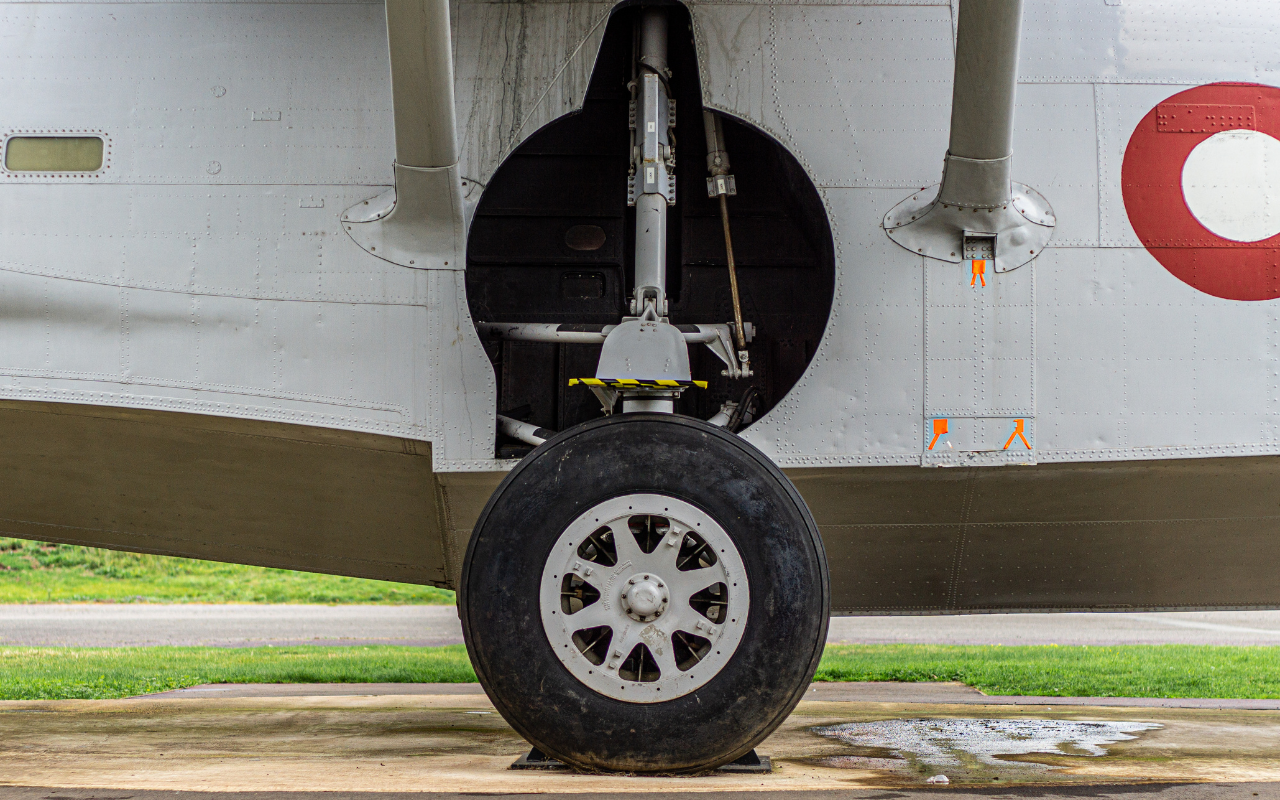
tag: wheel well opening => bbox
[466,3,835,456]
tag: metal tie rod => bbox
[477,322,720,345]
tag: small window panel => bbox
[2,130,111,178]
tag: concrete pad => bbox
[802,682,1280,710]
[5,687,1280,792]
[151,681,1280,710]
[4,788,1280,800]
[145,683,487,698]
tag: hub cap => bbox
[539,494,750,702]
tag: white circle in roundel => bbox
[1181,129,1280,243]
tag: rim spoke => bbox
[606,519,645,567]
[607,623,645,667]
[648,522,689,573]
[563,600,616,632]
[665,565,720,608]
[649,632,681,678]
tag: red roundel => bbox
[1122,82,1280,301]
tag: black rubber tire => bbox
[459,413,830,773]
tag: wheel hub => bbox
[621,574,669,621]
[539,493,750,703]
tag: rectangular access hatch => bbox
[1156,104,1256,134]
[4,136,104,172]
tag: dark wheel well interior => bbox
[465,2,835,457]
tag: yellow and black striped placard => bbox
[569,378,708,390]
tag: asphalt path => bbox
[0,604,465,647]
[5,604,1280,647]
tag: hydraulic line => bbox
[718,194,745,352]
[703,109,750,375]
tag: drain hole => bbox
[618,643,661,682]
[560,573,601,614]
[576,526,618,566]
[676,529,719,570]
[571,626,613,666]
[672,630,712,671]
[628,515,670,554]
[690,582,729,623]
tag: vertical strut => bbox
[939,0,1024,209]
[631,7,672,320]
[881,0,1055,273]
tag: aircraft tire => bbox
[459,413,829,773]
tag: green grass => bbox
[0,538,455,604]
[816,644,1280,699]
[5,644,1280,701]
[0,645,477,699]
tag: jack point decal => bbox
[1003,418,1031,451]
[970,259,987,287]
[927,418,949,451]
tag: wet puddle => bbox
[814,718,1161,781]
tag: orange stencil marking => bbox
[970,259,987,287]
[927,418,948,451]
[1003,418,1031,450]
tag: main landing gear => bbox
[460,5,829,773]
[459,414,829,772]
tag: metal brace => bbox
[588,383,619,415]
[628,156,677,206]
[703,322,754,379]
[706,174,737,198]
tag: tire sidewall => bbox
[460,414,829,772]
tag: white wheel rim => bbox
[539,493,750,703]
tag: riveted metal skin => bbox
[2,0,1280,622]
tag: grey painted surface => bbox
[690,0,1280,467]
[9,604,1280,648]
[0,0,496,469]
[0,0,1278,472]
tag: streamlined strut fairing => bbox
[2,0,1280,772]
